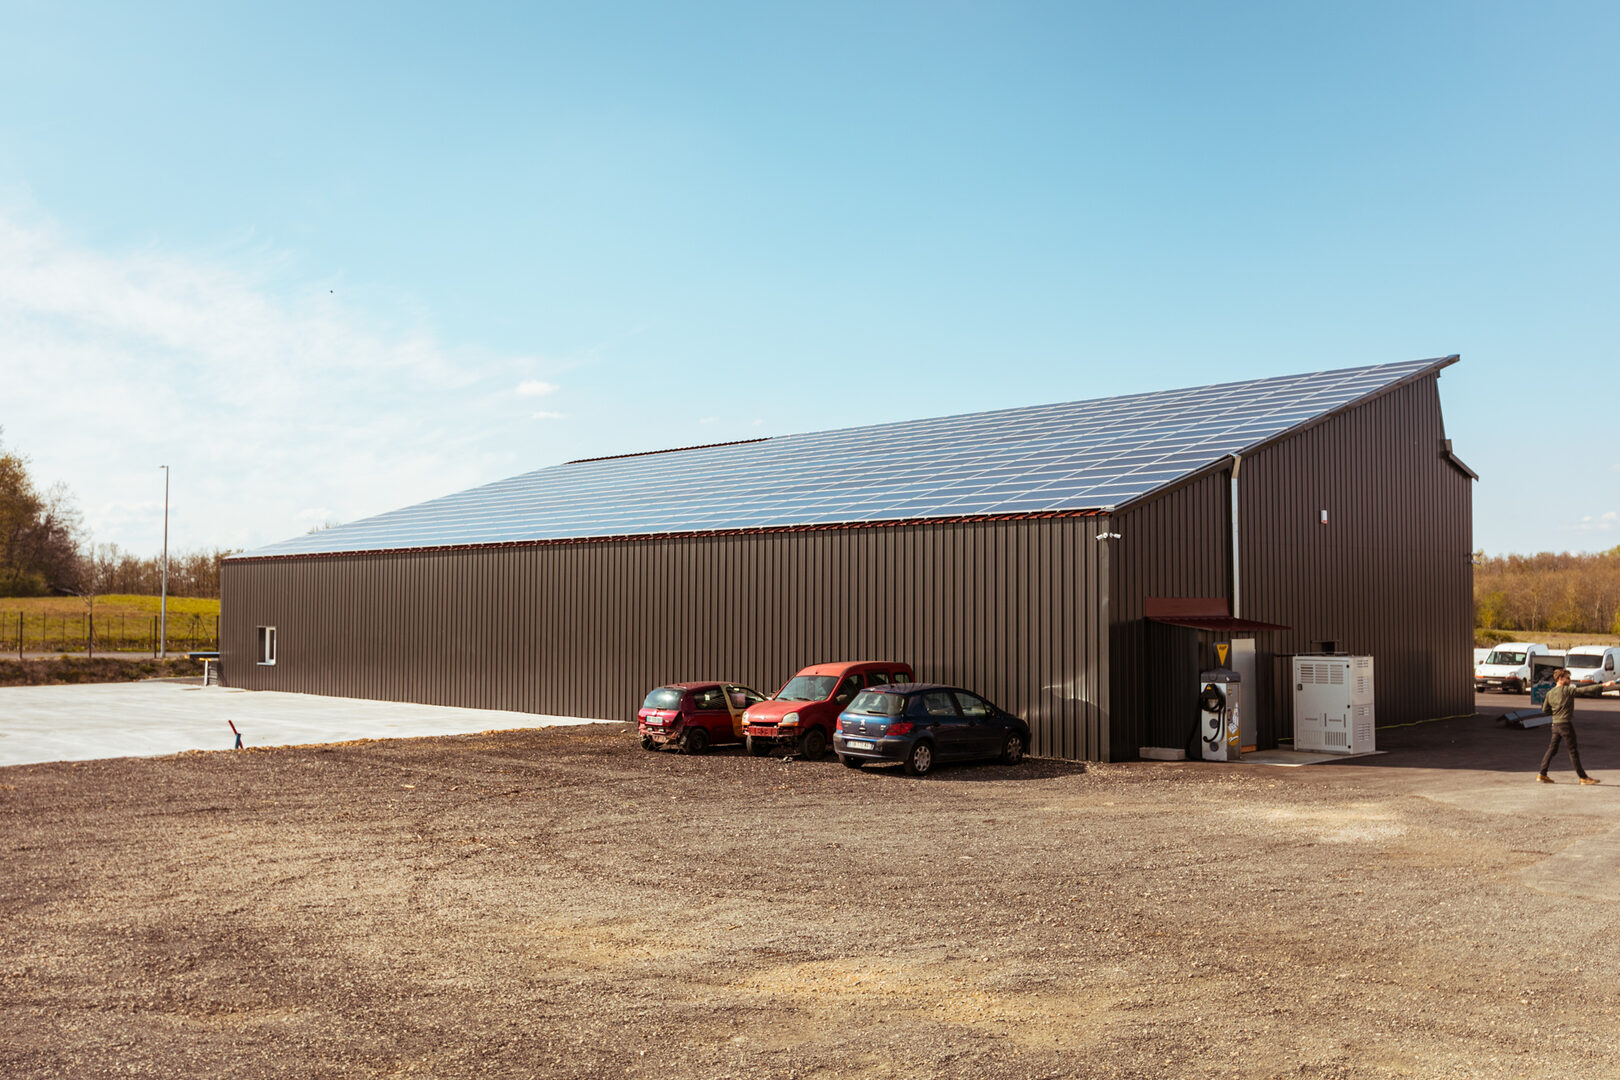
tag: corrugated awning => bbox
[1152,614,1291,632]
[1144,597,1289,633]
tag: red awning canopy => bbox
[1144,597,1290,633]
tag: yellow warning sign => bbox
[1216,643,1229,666]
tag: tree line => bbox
[1475,547,1620,635]
[1,434,234,600]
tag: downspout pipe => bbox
[1230,453,1242,621]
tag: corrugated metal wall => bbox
[1107,374,1474,756]
[1240,374,1475,740]
[222,516,1112,760]
[1108,471,1232,754]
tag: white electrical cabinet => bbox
[1292,655,1375,753]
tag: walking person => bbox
[1536,668,1618,784]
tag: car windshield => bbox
[846,690,903,716]
[642,687,684,710]
[1567,654,1602,669]
[1485,651,1526,665]
[777,675,840,702]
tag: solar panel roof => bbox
[238,356,1453,558]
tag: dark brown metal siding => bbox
[1107,374,1473,756]
[1239,374,1474,741]
[221,516,1111,760]
[1108,470,1233,756]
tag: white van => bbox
[1474,642,1559,694]
[1564,646,1620,690]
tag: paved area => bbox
[1350,690,1620,901]
[1241,747,1383,765]
[0,681,611,766]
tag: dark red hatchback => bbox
[637,682,768,754]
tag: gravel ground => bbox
[3,705,1619,1079]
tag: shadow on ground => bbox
[1332,692,1620,775]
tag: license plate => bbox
[846,739,875,750]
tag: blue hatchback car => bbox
[832,683,1030,776]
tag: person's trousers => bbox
[1540,722,1588,778]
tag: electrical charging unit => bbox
[1292,654,1375,753]
[1198,667,1242,761]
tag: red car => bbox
[741,660,915,759]
[638,682,767,754]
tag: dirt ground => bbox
[4,702,1620,1079]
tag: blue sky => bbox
[1,1,1616,555]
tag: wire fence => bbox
[1,611,220,656]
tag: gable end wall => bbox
[1108,374,1473,757]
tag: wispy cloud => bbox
[1570,511,1618,533]
[0,210,563,553]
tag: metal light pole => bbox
[160,465,170,660]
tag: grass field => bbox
[0,595,220,654]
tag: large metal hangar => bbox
[221,355,1475,761]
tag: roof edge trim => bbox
[1443,449,1479,481]
[225,507,1108,564]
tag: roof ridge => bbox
[566,437,770,466]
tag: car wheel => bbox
[684,727,710,755]
[902,740,934,777]
[639,735,657,751]
[746,735,770,756]
[841,754,864,770]
[798,726,828,760]
[1001,732,1024,765]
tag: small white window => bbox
[257,626,277,666]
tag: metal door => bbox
[1230,638,1258,750]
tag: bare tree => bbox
[64,538,118,658]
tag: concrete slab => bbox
[0,681,613,767]
[1521,823,1620,901]
[1324,695,1620,901]
[1240,748,1385,766]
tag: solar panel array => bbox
[241,358,1447,558]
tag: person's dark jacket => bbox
[1543,682,1607,724]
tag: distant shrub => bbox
[0,656,200,687]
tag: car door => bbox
[689,686,732,739]
[952,691,1000,757]
[914,689,966,758]
[724,684,764,738]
